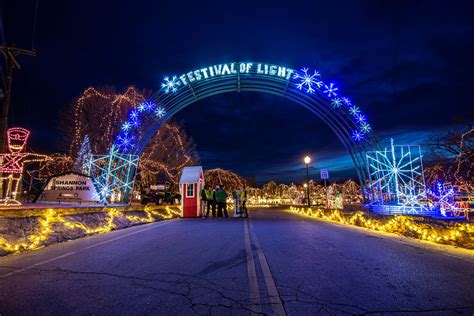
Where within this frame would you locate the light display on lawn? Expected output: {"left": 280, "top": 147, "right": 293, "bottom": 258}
{"left": 101, "top": 61, "right": 378, "bottom": 203}
{"left": 366, "top": 139, "right": 428, "bottom": 214}
{"left": 0, "top": 128, "right": 51, "bottom": 205}
{"left": 84, "top": 145, "right": 139, "bottom": 203}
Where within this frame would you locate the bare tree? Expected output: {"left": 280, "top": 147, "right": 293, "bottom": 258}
{"left": 58, "top": 86, "right": 200, "bottom": 188}
{"left": 424, "top": 125, "right": 473, "bottom": 190}
{"left": 138, "top": 121, "right": 200, "bottom": 190}
{"left": 203, "top": 168, "right": 245, "bottom": 191}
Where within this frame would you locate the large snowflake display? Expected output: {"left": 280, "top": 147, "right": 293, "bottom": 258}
{"left": 161, "top": 76, "right": 180, "bottom": 94}
{"left": 293, "top": 67, "right": 322, "bottom": 93}
{"left": 366, "top": 139, "right": 428, "bottom": 214}
{"left": 292, "top": 67, "right": 371, "bottom": 143}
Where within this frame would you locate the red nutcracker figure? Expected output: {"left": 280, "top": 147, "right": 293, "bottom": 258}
{"left": 0, "top": 127, "right": 51, "bottom": 205}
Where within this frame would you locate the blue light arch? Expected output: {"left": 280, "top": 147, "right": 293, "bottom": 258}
{"left": 112, "top": 61, "right": 380, "bottom": 200}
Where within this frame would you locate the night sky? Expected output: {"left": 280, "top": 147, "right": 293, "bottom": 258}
{"left": 3, "top": 0, "right": 474, "bottom": 184}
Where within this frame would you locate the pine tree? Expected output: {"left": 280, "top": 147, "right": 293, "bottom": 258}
{"left": 74, "top": 135, "right": 92, "bottom": 173}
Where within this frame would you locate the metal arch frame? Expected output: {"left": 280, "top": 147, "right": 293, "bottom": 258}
{"left": 109, "top": 61, "right": 381, "bottom": 203}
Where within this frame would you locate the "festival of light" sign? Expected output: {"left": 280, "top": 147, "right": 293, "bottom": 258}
{"left": 176, "top": 62, "right": 294, "bottom": 86}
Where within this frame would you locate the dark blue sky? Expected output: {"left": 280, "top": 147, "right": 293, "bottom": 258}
{"left": 4, "top": 0, "right": 474, "bottom": 184}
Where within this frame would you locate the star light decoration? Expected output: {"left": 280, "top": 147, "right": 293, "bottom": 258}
{"left": 292, "top": 67, "right": 372, "bottom": 142}
{"left": 162, "top": 76, "right": 180, "bottom": 94}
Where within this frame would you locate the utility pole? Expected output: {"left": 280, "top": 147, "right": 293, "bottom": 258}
{"left": 0, "top": 45, "right": 36, "bottom": 152}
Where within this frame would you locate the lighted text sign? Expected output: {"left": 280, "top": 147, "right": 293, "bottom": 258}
{"left": 178, "top": 62, "right": 294, "bottom": 86}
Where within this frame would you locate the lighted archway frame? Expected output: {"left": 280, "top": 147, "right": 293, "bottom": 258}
{"left": 114, "top": 61, "right": 379, "bottom": 195}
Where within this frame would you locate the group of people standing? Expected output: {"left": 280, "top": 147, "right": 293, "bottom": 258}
{"left": 200, "top": 185, "right": 248, "bottom": 218}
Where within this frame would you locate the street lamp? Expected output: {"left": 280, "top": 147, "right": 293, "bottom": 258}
{"left": 304, "top": 156, "right": 311, "bottom": 208}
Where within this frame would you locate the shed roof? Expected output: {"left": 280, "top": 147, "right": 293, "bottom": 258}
{"left": 179, "top": 166, "right": 203, "bottom": 184}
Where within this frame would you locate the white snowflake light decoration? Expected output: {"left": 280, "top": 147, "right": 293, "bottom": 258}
{"left": 361, "top": 122, "right": 371, "bottom": 133}
{"left": 331, "top": 98, "right": 343, "bottom": 108}
{"left": 323, "top": 83, "right": 338, "bottom": 98}
{"left": 137, "top": 102, "right": 146, "bottom": 113}
{"left": 367, "top": 139, "right": 428, "bottom": 213}
{"left": 293, "top": 67, "right": 323, "bottom": 93}
{"left": 155, "top": 106, "right": 166, "bottom": 118}
{"left": 162, "top": 76, "right": 180, "bottom": 94}
{"left": 342, "top": 97, "right": 351, "bottom": 106}
{"left": 121, "top": 121, "right": 132, "bottom": 132}
{"left": 355, "top": 114, "right": 366, "bottom": 124}
{"left": 352, "top": 130, "right": 365, "bottom": 141}
{"left": 349, "top": 105, "right": 360, "bottom": 116}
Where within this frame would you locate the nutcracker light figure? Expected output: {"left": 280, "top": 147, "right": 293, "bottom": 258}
{"left": 0, "top": 127, "right": 50, "bottom": 205}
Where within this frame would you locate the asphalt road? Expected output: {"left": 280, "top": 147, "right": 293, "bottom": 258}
{"left": 0, "top": 208, "right": 473, "bottom": 315}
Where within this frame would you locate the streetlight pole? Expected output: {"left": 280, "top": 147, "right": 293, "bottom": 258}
{"left": 304, "top": 156, "right": 311, "bottom": 208}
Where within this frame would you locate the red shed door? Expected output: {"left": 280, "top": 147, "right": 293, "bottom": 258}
{"left": 183, "top": 183, "right": 198, "bottom": 217}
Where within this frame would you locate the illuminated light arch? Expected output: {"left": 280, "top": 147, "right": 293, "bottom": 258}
{"left": 106, "top": 61, "right": 380, "bottom": 202}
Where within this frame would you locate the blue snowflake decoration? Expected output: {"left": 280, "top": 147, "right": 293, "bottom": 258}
{"left": 155, "top": 106, "right": 166, "bottom": 118}
{"left": 342, "top": 97, "right": 351, "bottom": 106}
{"left": 360, "top": 122, "right": 371, "bottom": 133}
{"left": 352, "top": 130, "right": 365, "bottom": 141}
{"left": 116, "top": 133, "right": 136, "bottom": 153}
{"left": 331, "top": 98, "right": 343, "bottom": 108}
{"left": 323, "top": 83, "right": 338, "bottom": 98}
{"left": 129, "top": 110, "right": 139, "bottom": 120}
{"left": 293, "top": 67, "right": 323, "bottom": 93}
{"left": 162, "top": 76, "right": 180, "bottom": 94}
{"left": 137, "top": 103, "right": 146, "bottom": 113}
{"left": 137, "top": 101, "right": 155, "bottom": 113}
{"left": 355, "top": 114, "right": 366, "bottom": 124}
{"left": 349, "top": 105, "right": 360, "bottom": 116}
{"left": 121, "top": 121, "right": 132, "bottom": 133}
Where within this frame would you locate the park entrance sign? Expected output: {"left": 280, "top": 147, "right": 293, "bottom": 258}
{"left": 88, "top": 60, "right": 379, "bottom": 204}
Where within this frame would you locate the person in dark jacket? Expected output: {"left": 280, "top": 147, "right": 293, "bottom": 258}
{"left": 211, "top": 185, "right": 219, "bottom": 217}
{"left": 200, "top": 185, "right": 208, "bottom": 218}
{"left": 215, "top": 185, "right": 228, "bottom": 218}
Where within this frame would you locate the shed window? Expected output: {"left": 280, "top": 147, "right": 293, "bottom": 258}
{"left": 186, "top": 184, "right": 194, "bottom": 197}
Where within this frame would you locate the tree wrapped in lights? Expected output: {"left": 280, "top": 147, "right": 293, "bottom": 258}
{"left": 203, "top": 168, "right": 245, "bottom": 191}
{"left": 73, "top": 135, "right": 92, "bottom": 173}
{"left": 425, "top": 126, "right": 473, "bottom": 191}
{"left": 137, "top": 122, "right": 200, "bottom": 190}
{"left": 36, "top": 154, "right": 75, "bottom": 180}
{"left": 60, "top": 86, "right": 199, "bottom": 194}
{"left": 61, "top": 86, "right": 148, "bottom": 157}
